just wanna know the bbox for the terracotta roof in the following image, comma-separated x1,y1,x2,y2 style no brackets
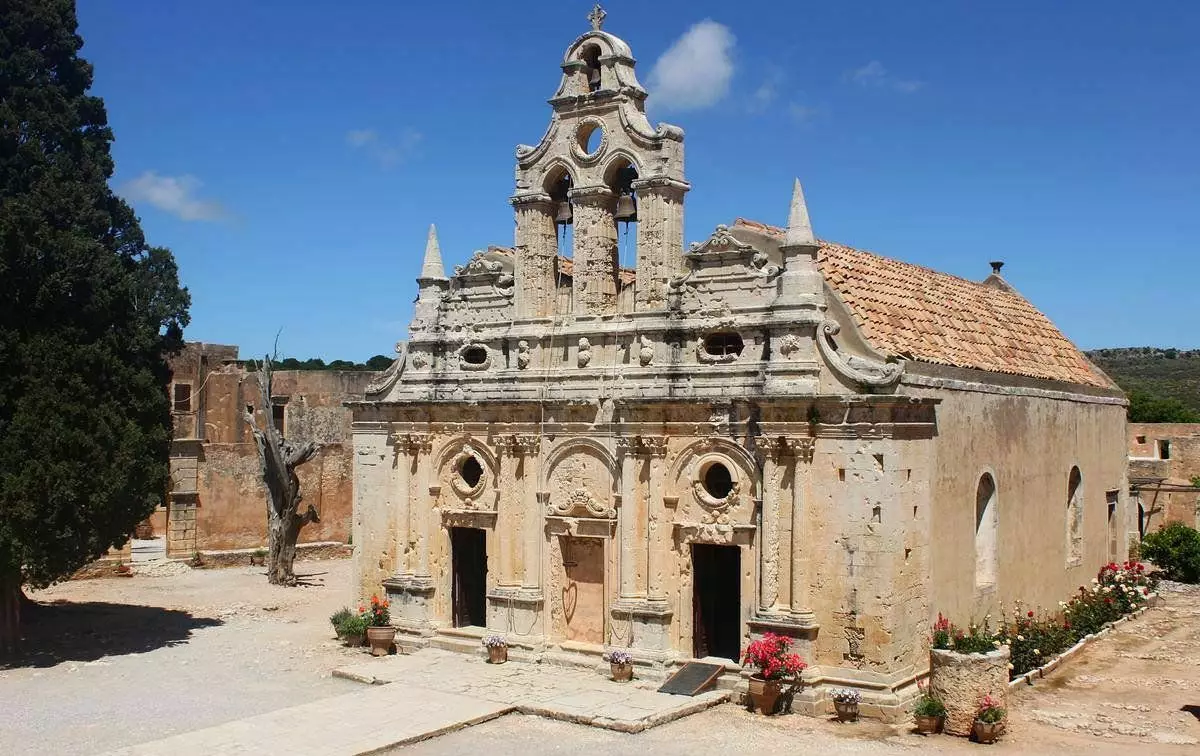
734,219,1115,389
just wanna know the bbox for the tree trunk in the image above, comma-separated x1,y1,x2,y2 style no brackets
0,567,22,656
246,357,319,586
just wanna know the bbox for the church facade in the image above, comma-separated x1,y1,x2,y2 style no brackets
350,9,1129,718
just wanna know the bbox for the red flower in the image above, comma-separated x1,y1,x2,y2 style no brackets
1027,610,1034,618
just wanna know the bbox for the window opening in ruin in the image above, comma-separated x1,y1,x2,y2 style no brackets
581,44,602,92
451,527,487,628
459,456,483,489
1158,439,1171,460
702,332,744,357
1066,466,1083,563
1106,490,1120,562
701,461,734,500
1135,435,1146,445
692,544,741,662
173,383,192,413
975,472,998,590
577,122,603,156
271,403,286,435
462,345,488,366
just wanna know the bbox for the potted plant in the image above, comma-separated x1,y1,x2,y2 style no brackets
251,548,267,566
363,595,396,656
973,693,1005,744
605,649,633,682
338,612,368,647
330,607,353,640
913,684,946,734
832,689,862,722
483,635,508,664
742,631,807,715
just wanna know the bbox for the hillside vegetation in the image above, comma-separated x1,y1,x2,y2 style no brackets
1087,348,1200,422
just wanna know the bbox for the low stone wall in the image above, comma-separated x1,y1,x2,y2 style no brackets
929,646,1009,736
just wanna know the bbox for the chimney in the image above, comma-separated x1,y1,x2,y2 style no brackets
989,260,1004,275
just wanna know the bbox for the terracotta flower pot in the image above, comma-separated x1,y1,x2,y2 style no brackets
366,625,396,656
834,701,859,722
747,675,783,715
973,719,1004,744
915,714,944,734
611,662,633,682
488,645,508,664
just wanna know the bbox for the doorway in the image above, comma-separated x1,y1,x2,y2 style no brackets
451,527,487,628
559,536,606,644
692,544,741,661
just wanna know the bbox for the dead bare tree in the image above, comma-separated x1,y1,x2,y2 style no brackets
244,356,319,585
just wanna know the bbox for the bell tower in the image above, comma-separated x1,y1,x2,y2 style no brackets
510,5,689,319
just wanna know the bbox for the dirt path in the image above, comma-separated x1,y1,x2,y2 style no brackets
0,559,362,756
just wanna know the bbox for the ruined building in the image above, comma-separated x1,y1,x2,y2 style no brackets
350,9,1129,717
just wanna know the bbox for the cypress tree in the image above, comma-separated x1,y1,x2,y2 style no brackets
0,0,190,651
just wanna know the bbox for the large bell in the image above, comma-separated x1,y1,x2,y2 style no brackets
614,193,637,223
555,200,573,225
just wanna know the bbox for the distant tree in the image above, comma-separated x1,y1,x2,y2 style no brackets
327,359,357,370
1127,389,1200,423
298,357,326,370
0,0,190,652
365,354,393,371
278,357,302,369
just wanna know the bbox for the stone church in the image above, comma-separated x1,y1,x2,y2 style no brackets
350,8,1129,716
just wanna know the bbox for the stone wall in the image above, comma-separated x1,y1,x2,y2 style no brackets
1128,422,1200,532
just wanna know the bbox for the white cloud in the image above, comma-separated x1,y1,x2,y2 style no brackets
788,103,823,123
847,60,924,93
648,20,735,111
346,128,422,168
120,172,225,222
749,68,783,113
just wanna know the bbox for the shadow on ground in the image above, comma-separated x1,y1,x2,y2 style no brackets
1,600,222,669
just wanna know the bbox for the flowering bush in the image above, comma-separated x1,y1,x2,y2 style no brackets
605,649,633,665
996,605,1074,677
831,688,862,705
1140,522,1200,583
976,693,1005,724
482,634,507,649
1097,560,1157,614
742,632,807,680
912,683,946,717
931,614,1001,654
361,595,390,627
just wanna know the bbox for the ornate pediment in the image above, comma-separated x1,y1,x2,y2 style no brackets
546,486,615,519
686,225,753,259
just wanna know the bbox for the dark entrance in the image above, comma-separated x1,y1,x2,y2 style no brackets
692,544,741,662
451,527,487,628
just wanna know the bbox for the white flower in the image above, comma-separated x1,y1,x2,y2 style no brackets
1017,635,1025,641
1007,663,1014,670
1034,649,1040,655
993,640,1001,648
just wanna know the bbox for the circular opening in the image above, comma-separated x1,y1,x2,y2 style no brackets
459,456,483,489
577,122,603,156
702,462,734,500
462,345,488,365
703,332,744,357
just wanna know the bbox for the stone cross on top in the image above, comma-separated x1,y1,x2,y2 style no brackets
588,4,606,31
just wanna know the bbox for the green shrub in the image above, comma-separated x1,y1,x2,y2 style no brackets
330,607,353,636
913,691,946,717
1140,523,1200,583
337,613,368,638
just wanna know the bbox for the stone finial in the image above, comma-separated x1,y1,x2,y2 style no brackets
420,224,446,280
588,4,606,31
990,260,1004,275
783,178,816,248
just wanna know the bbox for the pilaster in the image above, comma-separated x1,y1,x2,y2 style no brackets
567,185,618,315
511,192,559,319
615,436,641,600
630,177,689,311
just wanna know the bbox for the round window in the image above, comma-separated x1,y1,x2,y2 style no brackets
703,332,743,357
459,456,483,489
576,121,603,157
462,345,488,365
702,461,734,500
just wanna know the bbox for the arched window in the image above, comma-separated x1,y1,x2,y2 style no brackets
545,166,574,258
975,473,998,590
1066,467,1083,564
581,45,602,92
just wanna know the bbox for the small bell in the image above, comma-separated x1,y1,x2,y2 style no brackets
614,192,637,223
588,67,602,92
555,200,573,225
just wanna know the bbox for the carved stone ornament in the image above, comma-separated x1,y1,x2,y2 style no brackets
637,334,654,366
686,224,753,260
676,521,741,544
577,337,592,368
692,478,741,516
411,351,429,370
750,249,782,279
570,117,609,165
547,486,615,519
365,341,406,397
449,448,488,500
817,320,903,388
458,343,493,372
453,252,504,278
516,339,532,370
697,340,739,365
778,333,803,360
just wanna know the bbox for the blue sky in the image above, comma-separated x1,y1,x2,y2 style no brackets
76,1,1200,360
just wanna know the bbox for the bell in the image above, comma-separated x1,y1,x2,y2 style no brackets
588,67,602,92
555,200,573,225
614,193,637,223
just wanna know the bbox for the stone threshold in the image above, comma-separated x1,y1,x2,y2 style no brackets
1007,595,1160,690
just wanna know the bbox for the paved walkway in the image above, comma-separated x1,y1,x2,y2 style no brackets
104,649,729,755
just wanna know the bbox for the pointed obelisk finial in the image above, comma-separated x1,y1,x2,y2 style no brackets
419,224,446,280
783,178,816,247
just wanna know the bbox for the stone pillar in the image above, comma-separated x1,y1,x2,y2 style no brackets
630,177,688,311
412,434,434,580
759,440,785,613
787,438,816,624
517,434,543,590
567,185,618,316
392,433,415,577
510,192,559,319
640,436,669,601
929,647,1010,736
616,436,641,600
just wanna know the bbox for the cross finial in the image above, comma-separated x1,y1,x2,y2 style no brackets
588,4,606,30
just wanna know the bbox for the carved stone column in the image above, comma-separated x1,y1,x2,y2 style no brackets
640,436,669,602
616,436,641,600
510,192,559,319
786,437,817,625
495,435,520,587
390,432,417,578
567,185,618,316
411,433,434,580
759,439,786,613
515,435,543,590
630,177,688,311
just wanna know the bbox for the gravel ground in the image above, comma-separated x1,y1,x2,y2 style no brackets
0,559,362,756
